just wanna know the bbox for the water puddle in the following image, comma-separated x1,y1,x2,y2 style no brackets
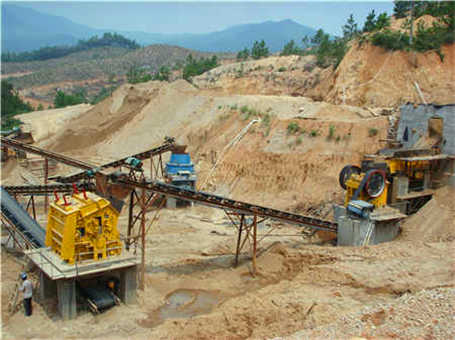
138,289,223,328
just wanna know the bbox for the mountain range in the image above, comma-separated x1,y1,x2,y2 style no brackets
2,3,317,53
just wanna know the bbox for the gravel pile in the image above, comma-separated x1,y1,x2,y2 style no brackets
287,287,455,339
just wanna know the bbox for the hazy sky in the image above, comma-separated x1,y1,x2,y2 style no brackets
11,1,395,36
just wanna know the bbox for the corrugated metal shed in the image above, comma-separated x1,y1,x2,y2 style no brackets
397,104,455,155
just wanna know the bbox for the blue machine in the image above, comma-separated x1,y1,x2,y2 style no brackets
347,200,374,218
166,154,195,176
165,152,197,194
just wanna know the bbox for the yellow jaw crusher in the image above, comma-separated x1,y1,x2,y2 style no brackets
45,189,122,264
339,149,445,216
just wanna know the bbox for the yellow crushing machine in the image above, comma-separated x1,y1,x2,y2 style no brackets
45,189,122,264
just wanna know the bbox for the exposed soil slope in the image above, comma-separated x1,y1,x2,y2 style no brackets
1,40,453,339
303,42,455,107
29,80,389,211
193,55,322,97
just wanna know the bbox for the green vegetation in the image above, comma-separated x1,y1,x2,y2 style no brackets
236,48,250,61
153,66,171,81
1,80,32,129
311,29,349,68
301,1,453,70
278,67,287,72
3,45,216,90
234,105,273,131
53,90,87,108
2,33,140,63
241,107,260,120
296,136,303,145
251,40,270,60
287,122,300,135
310,129,319,137
261,113,271,127
280,40,303,56
126,66,152,84
370,30,410,50
183,54,218,80
328,125,336,140
368,128,379,137
126,65,171,84
393,0,453,19
343,14,360,40
371,1,454,56
91,86,118,105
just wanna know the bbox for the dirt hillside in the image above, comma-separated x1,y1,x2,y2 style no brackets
26,79,389,211
193,55,322,97
303,42,455,107
2,37,454,340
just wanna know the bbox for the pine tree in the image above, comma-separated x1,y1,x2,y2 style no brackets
343,14,359,40
281,40,302,56
363,10,377,32
393,0,412,19
375,12,391,30
236,48,250,61
251,40,269,60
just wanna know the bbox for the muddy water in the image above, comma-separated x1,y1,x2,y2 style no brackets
138,289,223,328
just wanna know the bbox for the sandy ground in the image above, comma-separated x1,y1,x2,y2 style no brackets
2,193,454,339
1,53,454,339
16,104,92,144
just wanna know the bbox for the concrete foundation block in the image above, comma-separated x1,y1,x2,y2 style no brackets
119,266,137,304
337,216,374,246
166,198,177,209
396,176,409,197
57,279,76,320
337,215,400,246
333,205,346,221
448,175,455,187
39,272,57,301
373,220,401,243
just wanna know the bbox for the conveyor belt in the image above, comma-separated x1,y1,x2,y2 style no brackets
3,183,96,195
118,179,338,233
1,137,337,233
1,137,96,170
51,141,176,183
1,186,46,247
78,285,117,312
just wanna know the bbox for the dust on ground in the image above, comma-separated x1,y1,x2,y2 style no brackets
2,195,454,339
1,46,454,339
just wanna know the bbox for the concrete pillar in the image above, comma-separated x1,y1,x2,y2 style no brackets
39,272,57,301
424,170,431,190
337,216,376,246
393,176,409,200
119,266,137,304
166,198,177,209
57,279,76,320
448,160,455,188
333,204,346,221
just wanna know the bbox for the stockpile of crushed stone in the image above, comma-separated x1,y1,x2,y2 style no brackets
399,186,455,242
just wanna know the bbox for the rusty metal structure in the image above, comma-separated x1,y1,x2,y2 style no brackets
1,137,337,280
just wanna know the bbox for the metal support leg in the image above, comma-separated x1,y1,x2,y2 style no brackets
234,214,244,267
44,158,48,214
252,215,257,276
140,187,146,291
126,190,135,251
150,155,154,180
31,195,36,220
26,196,37,221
